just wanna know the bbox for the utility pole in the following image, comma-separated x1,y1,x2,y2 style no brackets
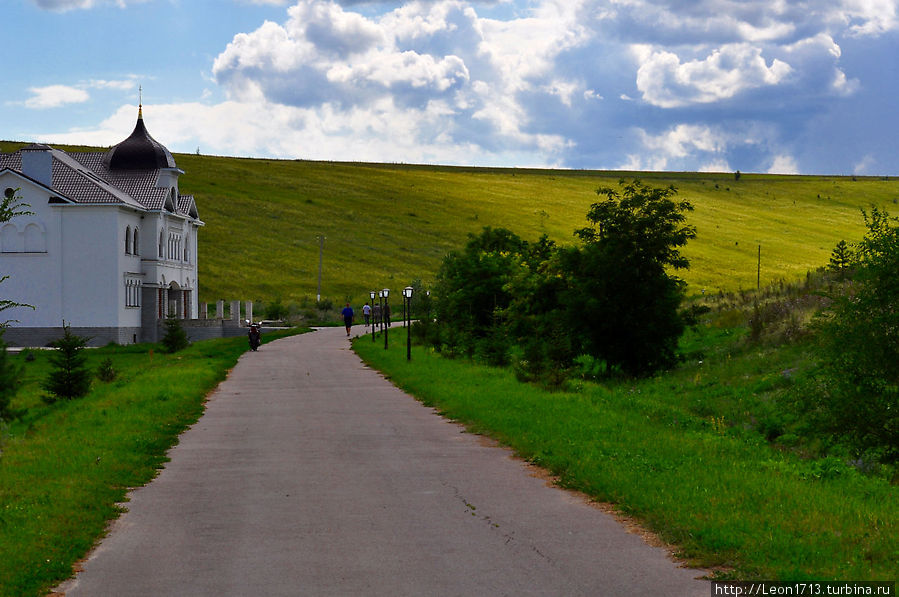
317,235,325,303
757,244,761,290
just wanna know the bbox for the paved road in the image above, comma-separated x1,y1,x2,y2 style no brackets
60,326,708,596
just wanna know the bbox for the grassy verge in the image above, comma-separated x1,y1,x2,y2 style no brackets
353,326,898,581
0,329,305,597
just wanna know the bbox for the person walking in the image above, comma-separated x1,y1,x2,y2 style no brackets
362,302,371,327
341,303,355,337
373,303,382,330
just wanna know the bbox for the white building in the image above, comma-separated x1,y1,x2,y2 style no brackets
0,106,203,346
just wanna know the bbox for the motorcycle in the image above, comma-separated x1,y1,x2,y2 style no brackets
248,323,261,351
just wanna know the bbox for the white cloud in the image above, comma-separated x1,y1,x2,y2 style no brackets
836,0,899,36
853,154,877,175
24,85,90,109
635,44,793,108
24,0,899,174
768,154,800,174
20,78,139,110
211,0,580,163
639,124,729,158
698,158,734,173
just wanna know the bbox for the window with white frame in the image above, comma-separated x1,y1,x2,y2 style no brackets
125,227,132,254
125,277,142,308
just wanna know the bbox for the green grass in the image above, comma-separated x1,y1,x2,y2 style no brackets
353,326,899,581
0,329,304,597
177,156,899,304
3,141,897,305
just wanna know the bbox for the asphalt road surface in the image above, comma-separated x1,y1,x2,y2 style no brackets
59,326,708,597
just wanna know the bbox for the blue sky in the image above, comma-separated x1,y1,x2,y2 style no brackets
2,0,897,174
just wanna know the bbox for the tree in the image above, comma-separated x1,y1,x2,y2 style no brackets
43,325,92,402
828,239,854,279
161,314,190,353
433,227,526,357
575,179,695,270
565,179,696,375
814,207,899,462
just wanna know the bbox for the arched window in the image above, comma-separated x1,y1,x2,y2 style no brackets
159,230,165,258
133,228,140,256
125,227,132,254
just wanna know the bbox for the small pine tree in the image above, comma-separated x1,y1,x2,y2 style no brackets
43,325,92,401
828,239,854,278
0,329,21,420
96,357,116,382
161,315,189,353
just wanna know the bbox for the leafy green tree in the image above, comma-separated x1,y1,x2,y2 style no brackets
43,325,92,402
815,207,899,462
564,179,696,375
433,227,526,357
161,314,190,353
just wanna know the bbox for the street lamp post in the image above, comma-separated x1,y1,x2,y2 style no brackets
382,288,389,350
403,286,413,361
378,290,384,338
370,290,377,343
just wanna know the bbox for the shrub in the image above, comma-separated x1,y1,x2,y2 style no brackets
264,298,288,321
96,357,117,382
43,325,92,402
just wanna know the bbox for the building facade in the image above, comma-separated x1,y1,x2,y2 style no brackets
0,107,203,346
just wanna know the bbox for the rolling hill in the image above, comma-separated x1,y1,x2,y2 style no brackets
174,153,898,305
3,141,897,306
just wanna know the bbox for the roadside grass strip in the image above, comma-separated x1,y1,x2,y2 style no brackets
353,329,898,581
0,329,304,597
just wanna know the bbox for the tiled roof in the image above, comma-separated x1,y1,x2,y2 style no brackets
0,147,199,220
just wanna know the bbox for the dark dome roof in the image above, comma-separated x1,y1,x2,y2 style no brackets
103,107,176,170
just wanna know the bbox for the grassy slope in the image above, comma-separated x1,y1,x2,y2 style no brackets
3,140,896,303
177,156,898,304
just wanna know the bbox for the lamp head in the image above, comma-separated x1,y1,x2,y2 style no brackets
382,288,389,298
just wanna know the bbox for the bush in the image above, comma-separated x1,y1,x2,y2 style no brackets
161,315,190,353
96,357,117,382
264,298,288,321
43,325,92,402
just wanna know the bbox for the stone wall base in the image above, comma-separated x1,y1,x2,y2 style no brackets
3,319,247,347
2,326,142,348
